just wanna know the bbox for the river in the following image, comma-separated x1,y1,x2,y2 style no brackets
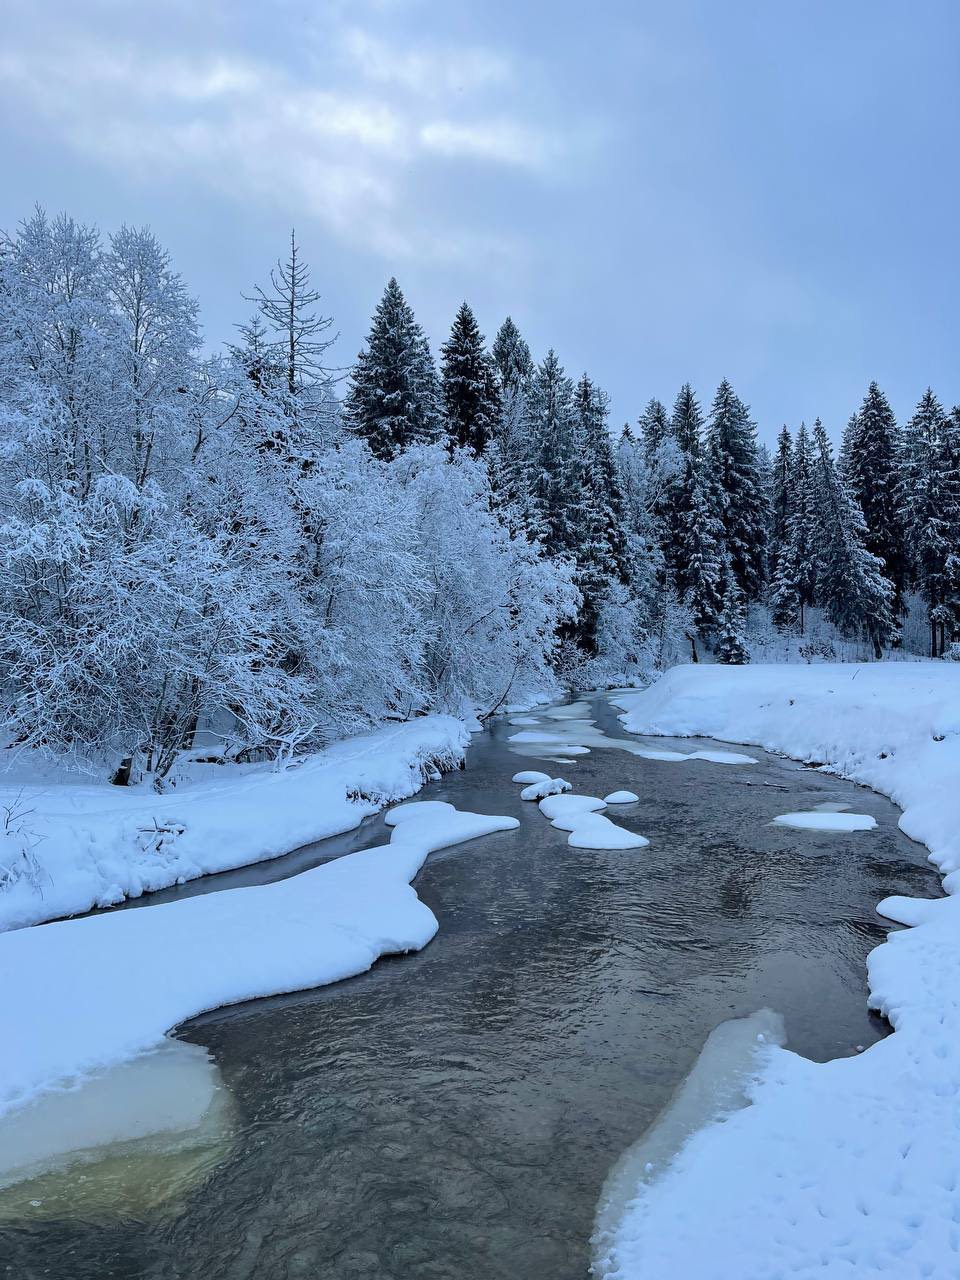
0,692,938,1279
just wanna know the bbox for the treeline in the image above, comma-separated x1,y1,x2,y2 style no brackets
621,381,960,663
0,211,956,782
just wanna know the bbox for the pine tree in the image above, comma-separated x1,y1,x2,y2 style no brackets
491,316,533,392
715,564,749,664
684,473,724,636
573,373,630,650
703,379,768,601
345,278,441,460
528,349,582,559
898,389,957,655
440,302,500,455
667,384,705,595
812,418,895,658
638,398,671,468
841,382,908,608
770,426,794,549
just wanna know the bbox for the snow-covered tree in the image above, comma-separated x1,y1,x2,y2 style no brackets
812,418,895,658
715,566,749,664
345,278,441,460
440,302,499,455
491,316,533,392
841,382,908,608
898,389,960,655
703,379,768,600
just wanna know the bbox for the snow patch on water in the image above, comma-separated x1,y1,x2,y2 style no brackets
604,791,639,804
773,811,877,832
566,815,649,850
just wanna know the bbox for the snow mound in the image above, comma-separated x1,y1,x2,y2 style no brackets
520,778,571,801
511,770,551,784
773,811,877,832
604,791,639,804
508,716,541,726
538,794,606,826
0,804,518,1127
385,800,456,826
566,815,649,850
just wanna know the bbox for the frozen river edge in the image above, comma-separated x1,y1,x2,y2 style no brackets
602,663,960,1280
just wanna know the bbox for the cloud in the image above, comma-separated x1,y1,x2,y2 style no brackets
0,9,578,267
339,27,510,96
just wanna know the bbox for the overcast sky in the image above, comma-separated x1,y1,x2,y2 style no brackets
2,0,958,440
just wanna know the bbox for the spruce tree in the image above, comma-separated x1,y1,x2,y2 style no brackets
345,278,441,460
668,384,705,595
440,302,499,455
812,418,895,658
491,316,533,392
898,389,956,655
573,373,630,649
528,350,582,559
638,398,671,467
703,379,768,601
715,565,749,664
769,426,794,550
685,474,724,636
841,382,908,608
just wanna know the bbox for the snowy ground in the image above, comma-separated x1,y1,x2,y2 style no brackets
0,717,468,931
598,663,960,1280
0,801,518,1185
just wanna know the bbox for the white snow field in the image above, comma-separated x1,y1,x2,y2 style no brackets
773,811,878,832
603,663,960,1279
0,802,519,1179
0,716,468,932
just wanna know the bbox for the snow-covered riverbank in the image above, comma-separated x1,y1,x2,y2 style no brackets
601,664,960,1280
0,716,468,932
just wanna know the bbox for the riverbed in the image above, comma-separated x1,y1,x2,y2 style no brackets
0,692,938,1279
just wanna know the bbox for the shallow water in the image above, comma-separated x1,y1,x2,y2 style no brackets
1,693,939,1279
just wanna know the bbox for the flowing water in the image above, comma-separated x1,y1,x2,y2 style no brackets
0,693,939,1279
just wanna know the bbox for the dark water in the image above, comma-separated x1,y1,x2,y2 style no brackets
1,694,939,1279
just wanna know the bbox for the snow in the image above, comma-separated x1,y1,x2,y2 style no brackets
0,802,520,1153
773,811,877,832
519,777,571,801
384,800,456,826
0,716,468,932
538,793,607,826
511,770,552,784
508,716,541,725
604,663,960,1280
604,790,639,804
566,815,649,850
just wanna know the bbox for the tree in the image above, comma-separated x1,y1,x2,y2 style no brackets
715,566,749,664
841,382,908,609
491,316,533,392
245,230,338,449
345,278,441,460
770,422,817,633
529,349,582,559
684,473,724,637
703,379,768,600
440,302,499,455
638,398,671,468
812,418,895,658
668,384,705,594
898,389,959,656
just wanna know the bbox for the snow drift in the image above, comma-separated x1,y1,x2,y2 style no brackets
0,716,468,932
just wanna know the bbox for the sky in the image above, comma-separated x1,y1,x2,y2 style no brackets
2,0,958,442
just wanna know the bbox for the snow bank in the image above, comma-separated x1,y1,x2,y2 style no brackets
0,716,468,932
604,664,960,1279
0,803,518,1127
